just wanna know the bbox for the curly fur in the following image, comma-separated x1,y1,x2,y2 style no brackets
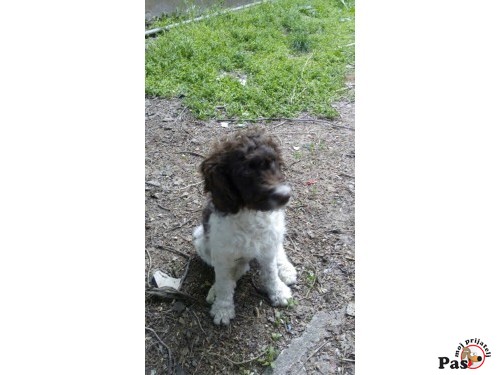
193,129,297,325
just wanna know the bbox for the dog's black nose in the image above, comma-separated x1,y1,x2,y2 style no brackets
271,184,291,206
477,356,482,361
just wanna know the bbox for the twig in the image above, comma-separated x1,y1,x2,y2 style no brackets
175,107,187,123
174,181,203,191
187,308,206,335
146,286,207,305
193,354,205,375
286,159,304,169
287,234,299,253
304,340,328,364
179,257,192,288
340,358,355,362
268,120,288,130
217,117,354,131
145,327,173,371
145,248,152,287
207,350,267,366
146,181,161,187
158,245,191,259
158,204,169,211
175,151,206,159
167,218,194,232
340,173,354,179
288,204,306,210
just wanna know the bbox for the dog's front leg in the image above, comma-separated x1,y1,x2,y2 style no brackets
276,243,297,285
208,265,237,325
259,256,292,306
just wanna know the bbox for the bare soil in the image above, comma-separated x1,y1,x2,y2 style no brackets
145,97,355,375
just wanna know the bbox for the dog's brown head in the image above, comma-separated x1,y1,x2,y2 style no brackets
201,129,291,214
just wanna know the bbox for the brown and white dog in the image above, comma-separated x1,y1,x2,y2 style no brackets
193,129,297,325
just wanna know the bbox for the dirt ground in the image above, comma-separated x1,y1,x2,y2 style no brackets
145,97,355,374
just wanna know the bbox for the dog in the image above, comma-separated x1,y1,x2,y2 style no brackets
193,129,297,325
461,347,482,367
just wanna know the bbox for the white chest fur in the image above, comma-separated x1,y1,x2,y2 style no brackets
208,209,286,260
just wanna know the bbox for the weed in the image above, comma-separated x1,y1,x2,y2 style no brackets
306,270,317,287
293,150,303,160
310,185,318,197
286,298,299,308
271,332,283,341
258,345,279,368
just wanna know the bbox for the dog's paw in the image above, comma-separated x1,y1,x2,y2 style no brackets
268,283,292,307
210,303,235,325
206,285,216,304
278,263,297,285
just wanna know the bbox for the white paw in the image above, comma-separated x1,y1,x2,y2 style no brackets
210,302,235,325
268,283,292,307
206,285,216,304
278,263,297,285
193,225,204,239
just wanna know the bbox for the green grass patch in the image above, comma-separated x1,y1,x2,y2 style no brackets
146,0,354,120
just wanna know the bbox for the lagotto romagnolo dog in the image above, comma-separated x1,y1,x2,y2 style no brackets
193,129,297,325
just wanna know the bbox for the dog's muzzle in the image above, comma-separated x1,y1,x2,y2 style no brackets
270,184,291,207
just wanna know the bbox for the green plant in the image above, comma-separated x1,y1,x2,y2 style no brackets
146,0,354,120
286,298,299,308
271,332,283,341
293,150,303,160
306,270,317,287
258,345,279,368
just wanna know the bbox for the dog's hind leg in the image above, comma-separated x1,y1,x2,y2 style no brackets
193,225,212,265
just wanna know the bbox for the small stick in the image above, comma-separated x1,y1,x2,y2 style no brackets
145,248,152,287
175,151,206,159
340,173,354,179
145,326,172,370
187,308,206,335
146,181,161,187
340,358,355,362
174,181,203,191
207,350,267,366
158,245,191,259
304,340,328,364
167,218,194,232
146,286,207,305
179,257,192,288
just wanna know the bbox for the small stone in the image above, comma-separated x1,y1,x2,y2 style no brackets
346,302,355,317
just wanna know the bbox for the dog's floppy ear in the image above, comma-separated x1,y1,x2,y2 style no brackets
461,348,470,360
201,152,242,214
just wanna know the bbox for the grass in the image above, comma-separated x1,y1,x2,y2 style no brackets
146,0,354,120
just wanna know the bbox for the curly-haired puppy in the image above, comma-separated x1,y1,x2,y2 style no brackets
193,129,297,325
